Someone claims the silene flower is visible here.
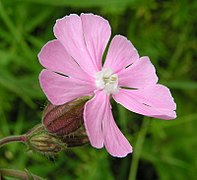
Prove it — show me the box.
[38,13,176,157]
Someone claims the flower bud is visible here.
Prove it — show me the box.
[26,124,65,155]
[42,96,90,136]
[61,127,89,147]
[25,97,91,155]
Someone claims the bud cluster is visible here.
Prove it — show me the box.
[26,97,91,155]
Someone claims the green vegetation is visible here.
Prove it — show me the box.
[0,0,196,179]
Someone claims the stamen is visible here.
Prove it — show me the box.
[95,68,119,94]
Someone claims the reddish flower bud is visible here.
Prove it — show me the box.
[61,127,89,147]
[42,96,90,136]
[25,97,91,155]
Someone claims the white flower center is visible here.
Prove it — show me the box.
[95,68,119,94]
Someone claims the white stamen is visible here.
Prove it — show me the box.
[95,68,119,94]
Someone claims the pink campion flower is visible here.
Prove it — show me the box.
[38,13,176,157]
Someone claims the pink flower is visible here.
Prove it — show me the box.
[38,13,176,157]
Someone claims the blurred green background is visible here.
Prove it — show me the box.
[0,0,197,179]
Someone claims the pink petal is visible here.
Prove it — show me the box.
[84,90,132,157]
[53,14,97,76]
[38,40,91,81]
[104,35,139,73]
[103,98,132,157]
[80,13,111,70]
[54,14,110,76]
[83,91,107,148]
[118,56,158,89]
[113,86,176,120]
[39,69,95,105]
[130,84,176,110]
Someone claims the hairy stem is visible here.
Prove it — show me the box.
[0,135,27,148]
[0,168,44,180]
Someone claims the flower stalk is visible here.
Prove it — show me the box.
[0,135,27,148]
[0,168,45,180]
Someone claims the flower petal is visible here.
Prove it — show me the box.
[53,14,97,75]
[84,90,132,157]
[113,86,176,120]
[39,69,95,105]
[118,56,158,89]
[54,14,108,76]
[104,35,139,73]
[81,13,111,70]
[103,98,132,157]
[38,40,91,81]
[84,91,107,148]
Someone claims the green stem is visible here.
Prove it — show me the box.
[0,168,44,180]
[0,135,27,148]
[128,117,150,180]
